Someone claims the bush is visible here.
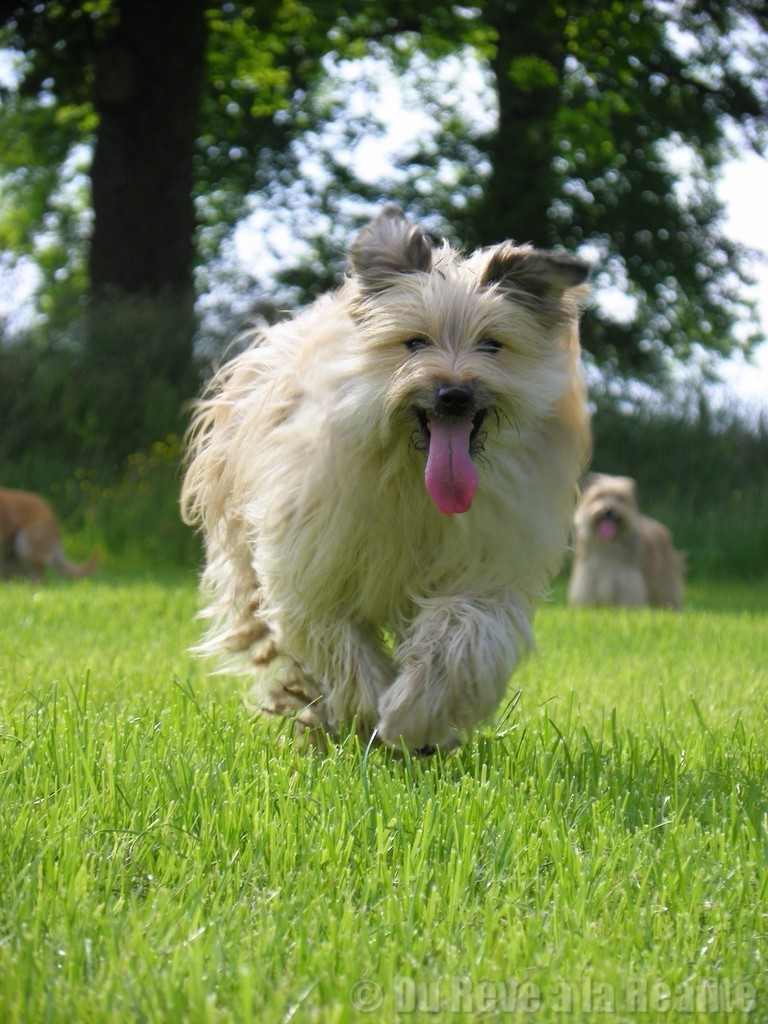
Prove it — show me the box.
[0,291,199,471]
[1,389,765,580]
[0,435,201,575]
[78,435,201,572]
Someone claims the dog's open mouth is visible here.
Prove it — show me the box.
[416,408,487,449]
[595,508,619,541]
[415,407,487,516]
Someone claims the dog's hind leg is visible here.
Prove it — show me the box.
[12,524,51,581]
[254,658,329,738]
[281,620,394,739]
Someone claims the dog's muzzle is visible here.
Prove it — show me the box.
[415,386,488,453]
[414,385,489,516]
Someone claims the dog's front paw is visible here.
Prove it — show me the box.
[376,680,457,752]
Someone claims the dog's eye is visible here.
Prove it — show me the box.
[405,337,430,353]
[478,338,502,354]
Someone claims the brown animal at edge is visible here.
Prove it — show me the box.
[0,487,99,581]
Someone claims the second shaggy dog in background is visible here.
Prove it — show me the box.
[567,473,684,610]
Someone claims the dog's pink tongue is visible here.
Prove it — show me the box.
[597,518,618,541]
[424,418,478,515]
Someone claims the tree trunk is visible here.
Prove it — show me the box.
[86,0,207,459]
[472,0,567,249]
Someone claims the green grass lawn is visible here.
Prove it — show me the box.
[0,575,766,1022]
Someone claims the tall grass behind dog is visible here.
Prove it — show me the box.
[182,206,591,751]
[0,488,99,581]
[568,473,684,609]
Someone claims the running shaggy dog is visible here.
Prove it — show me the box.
[181,206,591,751]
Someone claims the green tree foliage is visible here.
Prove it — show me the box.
[477,0,768,374]
[228,2,767,381]
[353,0,768,376]
[0,0,765,466]
[0,0,362,461]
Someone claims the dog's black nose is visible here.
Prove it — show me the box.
[436,385,473,417]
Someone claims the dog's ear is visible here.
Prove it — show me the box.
[481,243,590,293]
[349,205,432,291]
[480,243,590,324]
[581,471,602,491]
[620,476,639,501]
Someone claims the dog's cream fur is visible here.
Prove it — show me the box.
[0,487,98,581]
[182,206,591,750]
[567,473,684,610]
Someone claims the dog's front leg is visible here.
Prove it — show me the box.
[377,595,533,751]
